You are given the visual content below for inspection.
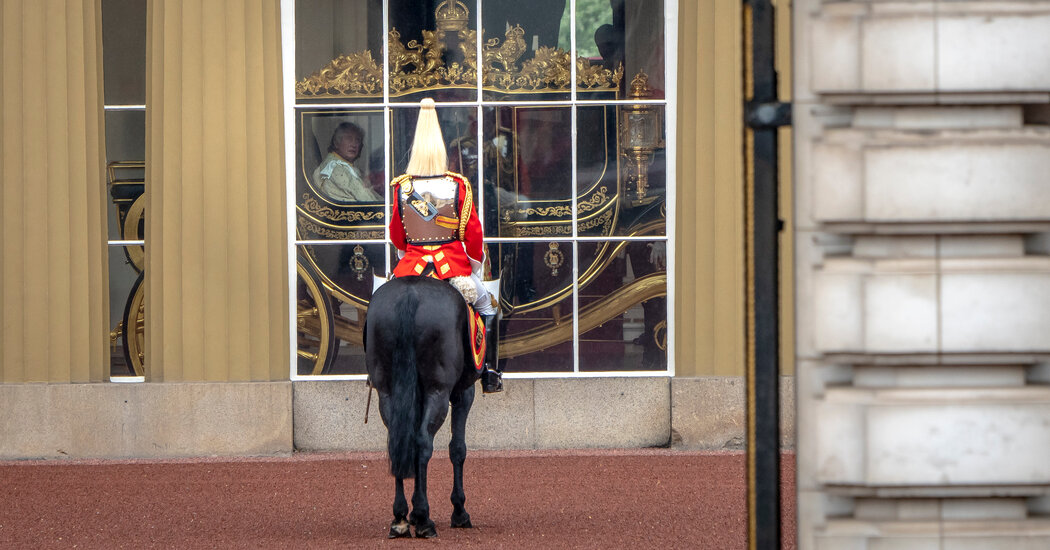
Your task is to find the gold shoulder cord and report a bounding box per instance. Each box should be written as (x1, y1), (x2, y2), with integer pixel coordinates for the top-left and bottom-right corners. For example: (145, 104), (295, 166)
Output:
(448, 171), (473, 239)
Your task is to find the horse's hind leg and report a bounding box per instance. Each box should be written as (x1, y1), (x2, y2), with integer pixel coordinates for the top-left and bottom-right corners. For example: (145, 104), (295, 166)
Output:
(410, 392), (448, 538)
(388, 478), (411, 538)
(449, 385), (475, 528)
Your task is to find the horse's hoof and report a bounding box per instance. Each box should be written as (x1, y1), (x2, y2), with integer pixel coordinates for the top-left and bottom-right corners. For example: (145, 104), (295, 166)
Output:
(451, 512), (472, 528)
(414, 521), (438, 538)
(388, 519), (411, 538)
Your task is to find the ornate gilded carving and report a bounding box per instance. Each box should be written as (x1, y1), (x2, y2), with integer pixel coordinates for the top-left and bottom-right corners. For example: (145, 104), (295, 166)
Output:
(578, 209), (614, 233)
(505, 224), (571, 237)
(299, 195), (385, 223)
(295, 51), (384, 97)
(435, 0), (469, 31)
(484, 25), (526, 72)
(544, 242), (565, 277)
(297, 217), (383, 240)
(349, 245), (370, 281)
(513, 186), (611, 218)
(295, 3), (622, 98)
(578, 57), (624, 89)
(503, 209), (614, 237)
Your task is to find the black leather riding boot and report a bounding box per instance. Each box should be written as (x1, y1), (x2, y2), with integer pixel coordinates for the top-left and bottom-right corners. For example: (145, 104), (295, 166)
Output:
(480, 314), (503, 393)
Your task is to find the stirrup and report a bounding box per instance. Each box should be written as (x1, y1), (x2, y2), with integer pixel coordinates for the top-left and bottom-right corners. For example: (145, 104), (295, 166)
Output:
(481, 368), (503, 393)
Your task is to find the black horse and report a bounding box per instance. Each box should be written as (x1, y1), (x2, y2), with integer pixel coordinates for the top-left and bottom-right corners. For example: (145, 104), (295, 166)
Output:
(365, 275), (479, 538)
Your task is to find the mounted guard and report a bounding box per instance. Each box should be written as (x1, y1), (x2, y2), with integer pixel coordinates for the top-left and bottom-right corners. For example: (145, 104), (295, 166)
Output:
(388, 98), (503, 393)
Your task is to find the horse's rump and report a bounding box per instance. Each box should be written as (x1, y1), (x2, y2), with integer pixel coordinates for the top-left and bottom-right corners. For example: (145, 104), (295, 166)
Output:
(365, 276), (472, 479)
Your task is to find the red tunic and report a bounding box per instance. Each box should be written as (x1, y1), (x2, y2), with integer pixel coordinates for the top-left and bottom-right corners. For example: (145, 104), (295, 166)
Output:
(389, 172), (484, 279)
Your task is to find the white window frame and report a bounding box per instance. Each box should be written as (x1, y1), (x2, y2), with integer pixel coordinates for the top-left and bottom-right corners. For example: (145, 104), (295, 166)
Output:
(103, 102), (147, 383)
(283, 0), (676, 381)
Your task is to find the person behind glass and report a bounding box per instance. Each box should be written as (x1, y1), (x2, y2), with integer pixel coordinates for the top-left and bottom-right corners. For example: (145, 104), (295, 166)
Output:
(389, 98), (503, 393)
(313, 121), (382, 203)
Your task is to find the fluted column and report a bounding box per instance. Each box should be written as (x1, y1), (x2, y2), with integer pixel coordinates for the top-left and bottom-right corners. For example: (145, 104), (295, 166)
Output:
(145, 0), (288, 381)
(0, 0), (109, 383)
(674, 0), (746, 376)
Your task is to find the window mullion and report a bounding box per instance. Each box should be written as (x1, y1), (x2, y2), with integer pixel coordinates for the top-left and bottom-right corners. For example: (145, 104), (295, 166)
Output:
(382, 0), (392, 275)
(282, 0), (298, 381)
(475, 0), (485, 237)
(569, 0), (580, 374)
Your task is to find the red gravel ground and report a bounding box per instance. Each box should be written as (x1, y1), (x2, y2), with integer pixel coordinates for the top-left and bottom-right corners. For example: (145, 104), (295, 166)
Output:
(0, 450), (795, 549)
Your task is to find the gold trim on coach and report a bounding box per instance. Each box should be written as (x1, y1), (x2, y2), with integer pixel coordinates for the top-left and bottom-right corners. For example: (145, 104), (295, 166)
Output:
(295, 2), (622, 99)
(500, 272), (667, 359)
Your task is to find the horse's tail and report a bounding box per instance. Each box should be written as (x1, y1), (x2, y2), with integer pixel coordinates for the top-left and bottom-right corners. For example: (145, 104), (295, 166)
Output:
(387, 290), (420, 479)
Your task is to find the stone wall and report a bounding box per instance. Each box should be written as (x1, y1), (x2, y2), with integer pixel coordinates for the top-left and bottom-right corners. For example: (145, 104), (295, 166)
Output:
(794, 0), (1050, 547)
(0, 377), (794, 460)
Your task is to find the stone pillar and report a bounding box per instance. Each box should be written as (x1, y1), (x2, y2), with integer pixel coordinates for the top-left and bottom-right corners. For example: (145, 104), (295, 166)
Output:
(145, 0), (288, 382)
(795, 0), (1050, 547)
(0, 0), (109, 383)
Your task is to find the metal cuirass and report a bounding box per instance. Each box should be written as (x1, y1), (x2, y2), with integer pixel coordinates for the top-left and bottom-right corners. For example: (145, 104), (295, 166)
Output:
(399, 175), (460, 244)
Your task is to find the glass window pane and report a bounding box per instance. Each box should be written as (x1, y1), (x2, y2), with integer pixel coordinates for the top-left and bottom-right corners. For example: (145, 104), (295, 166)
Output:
(296, 109), (387, 240)
(388, 0), (478, 103)
(575, 105), (617, 237)
(495, 240), (575, 373)
(390, 105), (479, 193)
(297, 243), (386, 375)
(485, 106), (573, 238)
(576, 0), (664, 100)
(105, 111), (145, 242)
(296, 0), (385, 104)
(108, 245), (144, 377)
(578, 104), (665, 237)
(578, 240), (667, 372)
(102, 0), (146, 105)
(481, 0), (570, 101)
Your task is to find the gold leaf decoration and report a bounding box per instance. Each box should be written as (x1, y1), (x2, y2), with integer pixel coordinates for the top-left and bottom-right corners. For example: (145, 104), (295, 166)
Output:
(295, 51), (383, 97)
(299, 195), (385, 223)
(295, 3), (621, 98)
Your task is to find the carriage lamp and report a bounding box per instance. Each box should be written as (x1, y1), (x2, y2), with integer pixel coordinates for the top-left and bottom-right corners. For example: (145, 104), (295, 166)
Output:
(620, 72), (663, 203)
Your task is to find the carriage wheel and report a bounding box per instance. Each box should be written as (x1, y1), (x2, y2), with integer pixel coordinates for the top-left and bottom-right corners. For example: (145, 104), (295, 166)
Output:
(297, 257), (339, 375)
(122, 194), (146, 272)
(121, 272), (146, 376)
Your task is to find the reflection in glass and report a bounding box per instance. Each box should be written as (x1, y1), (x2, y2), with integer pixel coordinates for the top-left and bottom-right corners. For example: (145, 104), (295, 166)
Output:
(578, 240), (667, 372)
(296, 110), (387, 241)
(481, 0), (570, 101)
(108, 245), (143, 377)
(104, 110), (145, 242)
(587, 103), (665, 237)
(392, 106), (479, 196)
(295, 0), (385, 103)
(475, 106), (572, 238)
(575, 0), (665, 100)
(296, 243), (387, 375)
(575, 105), (620, 237)
(387, 0), (478, 102)
(102, 0), (146, 105)
(494, 240), (575, 373)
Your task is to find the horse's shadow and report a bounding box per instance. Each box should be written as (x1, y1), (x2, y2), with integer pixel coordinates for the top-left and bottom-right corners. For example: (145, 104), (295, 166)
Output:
(365, 276), (480, 538)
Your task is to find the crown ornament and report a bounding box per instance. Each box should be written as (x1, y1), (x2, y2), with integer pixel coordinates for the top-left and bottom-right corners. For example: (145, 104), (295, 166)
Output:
(436, 0), (469, 32)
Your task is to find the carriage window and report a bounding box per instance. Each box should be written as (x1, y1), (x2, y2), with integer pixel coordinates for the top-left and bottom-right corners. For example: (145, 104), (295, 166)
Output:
(103, 0), (147, 379)
(291, 0), (671, 378)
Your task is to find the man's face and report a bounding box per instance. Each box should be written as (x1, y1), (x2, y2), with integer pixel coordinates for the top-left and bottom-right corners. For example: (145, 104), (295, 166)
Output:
(336, 132), (362, 161)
